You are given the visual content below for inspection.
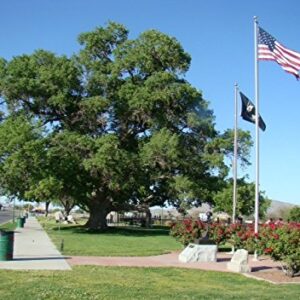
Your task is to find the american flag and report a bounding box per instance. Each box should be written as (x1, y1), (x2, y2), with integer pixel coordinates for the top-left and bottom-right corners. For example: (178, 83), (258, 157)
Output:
(258, 27), (300, 79)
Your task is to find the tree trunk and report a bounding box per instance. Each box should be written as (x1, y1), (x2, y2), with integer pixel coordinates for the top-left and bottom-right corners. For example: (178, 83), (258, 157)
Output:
(45, 201), (50, 217)
(59, 196), (76, 217)
(145, 207), (152, 228)
(62, 200), (75, 217)
(85, 198), (111, 230)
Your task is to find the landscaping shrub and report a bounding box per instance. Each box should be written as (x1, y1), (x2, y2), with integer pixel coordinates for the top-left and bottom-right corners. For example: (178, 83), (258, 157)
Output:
(170, 219), (300, 276)
(225, 223), (256, 252)
(170, 219), (206, 246)
(170, 219), (229, 246)
(208, 222), (228, 245)
(257, 222), (300, 276)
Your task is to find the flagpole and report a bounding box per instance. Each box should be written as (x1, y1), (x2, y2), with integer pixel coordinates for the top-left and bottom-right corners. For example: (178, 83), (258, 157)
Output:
(254, 16), (260, 260)
(232, 83), (238, 224)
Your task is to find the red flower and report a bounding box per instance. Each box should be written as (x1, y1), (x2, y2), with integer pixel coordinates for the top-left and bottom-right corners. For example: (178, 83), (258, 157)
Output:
(264, 247), (273, 254)
(183, 219), (192, 226)
(186, 225), (192, 233)
(269, 223), (276, 230)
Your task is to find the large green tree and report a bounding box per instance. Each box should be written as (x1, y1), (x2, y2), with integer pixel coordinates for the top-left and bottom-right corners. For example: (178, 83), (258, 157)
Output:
(0, 22), (249, 229)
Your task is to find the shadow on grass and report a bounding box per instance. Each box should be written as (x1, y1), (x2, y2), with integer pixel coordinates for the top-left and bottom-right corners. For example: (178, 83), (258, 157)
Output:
(50, 225), (171, 237)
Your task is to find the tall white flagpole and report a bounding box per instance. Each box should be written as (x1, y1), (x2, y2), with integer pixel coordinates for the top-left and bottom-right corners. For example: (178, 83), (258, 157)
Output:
(254, 16), (260, 260)
(232, 83), (238, 224)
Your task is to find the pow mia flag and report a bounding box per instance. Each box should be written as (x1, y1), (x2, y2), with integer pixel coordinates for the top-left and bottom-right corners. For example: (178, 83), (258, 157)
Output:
(240, 92), (266, 131)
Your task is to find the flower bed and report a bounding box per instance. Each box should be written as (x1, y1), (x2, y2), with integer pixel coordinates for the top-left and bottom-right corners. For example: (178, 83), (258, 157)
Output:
(170, 219), (300, 277)
(170, 219), (206, 246)
(257, 222), (300, 277)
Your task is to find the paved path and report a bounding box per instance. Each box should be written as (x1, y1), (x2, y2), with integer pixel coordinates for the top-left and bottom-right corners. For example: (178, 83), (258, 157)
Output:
(0, 216), (71, 270)
(69, 252), (300, 284)
(68, 251), (280, 272)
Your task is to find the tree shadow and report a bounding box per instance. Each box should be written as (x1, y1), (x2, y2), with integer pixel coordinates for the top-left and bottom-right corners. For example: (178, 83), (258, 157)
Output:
(51, 225), (171, 237)
(251, 266), (280, 272)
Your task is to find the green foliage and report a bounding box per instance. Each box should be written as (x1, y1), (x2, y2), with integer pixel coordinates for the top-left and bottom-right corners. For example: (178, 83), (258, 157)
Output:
(223, 223), (256, 251)
(288, 206), (300, 222)
(83, 134), (135, 193)
(140, 128), (179, 169)
(213, 129), (253, 168)
(214, 177), (271, 218)
(258, 223), (300, 276)
(170, 219), (230, 246)
(0, 22), (253, 229)
(169, 219), (206, 246)
(170, 219), (300, 277)
(0, 116), (45, 199)
(25, 177), (63, 200)
(113, 29), (191, 76)
(1, 50), (81, 124)
(0, 221), (17, 231)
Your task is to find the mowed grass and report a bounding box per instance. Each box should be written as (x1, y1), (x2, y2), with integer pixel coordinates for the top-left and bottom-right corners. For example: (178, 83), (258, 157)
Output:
(0, 221), (17, 231)
(0, 266), (299, 300)
(39, 218), (182, 256)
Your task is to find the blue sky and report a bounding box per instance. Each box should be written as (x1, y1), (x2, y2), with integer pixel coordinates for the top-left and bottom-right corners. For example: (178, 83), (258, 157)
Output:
(0, 0), (300, 205)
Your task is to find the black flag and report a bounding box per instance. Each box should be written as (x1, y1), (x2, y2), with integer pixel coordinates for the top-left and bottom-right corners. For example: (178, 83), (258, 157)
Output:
(240, 92), (266, 131)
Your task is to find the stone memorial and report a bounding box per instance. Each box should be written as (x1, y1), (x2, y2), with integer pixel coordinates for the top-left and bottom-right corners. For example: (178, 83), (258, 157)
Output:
(179, 219), (218, 263)
(179, 243), (217, 263)
(227, 249), (251, 273)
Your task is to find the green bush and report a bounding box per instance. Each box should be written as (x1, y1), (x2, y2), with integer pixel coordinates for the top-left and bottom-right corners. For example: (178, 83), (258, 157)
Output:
(170, 219), (206, 246)
(257, 222), (300, 276)
(170, 219), (229, 246)
(288, 206), (300, 222)
(170, 219), (300, 277)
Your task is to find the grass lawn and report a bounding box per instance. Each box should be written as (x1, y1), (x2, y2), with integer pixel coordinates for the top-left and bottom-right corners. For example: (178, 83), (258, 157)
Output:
(39, 218), (183, 256)
(0, 221), (17, 231)
(0, 266), (299, 300)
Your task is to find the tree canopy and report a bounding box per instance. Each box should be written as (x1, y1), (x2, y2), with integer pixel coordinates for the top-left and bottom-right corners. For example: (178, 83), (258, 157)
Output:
(288, 206), (300, 222)
(213, 177), (270, 218)
(0, 22), (252, 229)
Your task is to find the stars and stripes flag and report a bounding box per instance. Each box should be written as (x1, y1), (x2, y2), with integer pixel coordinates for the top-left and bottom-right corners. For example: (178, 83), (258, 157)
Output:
(258, 27), (300, 79)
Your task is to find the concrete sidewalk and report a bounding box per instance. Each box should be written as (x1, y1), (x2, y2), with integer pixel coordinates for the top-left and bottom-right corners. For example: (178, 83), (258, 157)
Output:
(0, 216), (71, 270)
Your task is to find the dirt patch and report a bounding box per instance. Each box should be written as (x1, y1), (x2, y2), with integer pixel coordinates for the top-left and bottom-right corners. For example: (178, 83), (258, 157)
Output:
(247, 256), (300, 284)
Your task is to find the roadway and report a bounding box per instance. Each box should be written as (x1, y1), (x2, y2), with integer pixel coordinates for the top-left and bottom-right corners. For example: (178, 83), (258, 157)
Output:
(0, 208), (14, 225)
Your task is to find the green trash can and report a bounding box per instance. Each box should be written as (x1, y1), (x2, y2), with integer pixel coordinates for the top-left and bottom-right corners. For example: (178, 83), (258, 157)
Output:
(17, 217), (24, 228)
(0, 230), (14, 261)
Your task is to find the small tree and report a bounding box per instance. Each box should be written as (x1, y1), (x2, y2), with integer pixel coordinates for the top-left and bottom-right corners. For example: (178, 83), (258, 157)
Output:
(288, 206), (300, 222)
(214, 178), (271, 218)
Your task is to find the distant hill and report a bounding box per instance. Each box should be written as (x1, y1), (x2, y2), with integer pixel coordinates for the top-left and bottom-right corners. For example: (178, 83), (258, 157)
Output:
(151, 200), (298, 219)
(267, 200), (297, 218)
